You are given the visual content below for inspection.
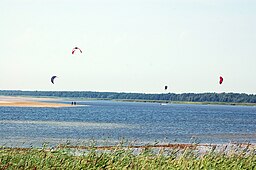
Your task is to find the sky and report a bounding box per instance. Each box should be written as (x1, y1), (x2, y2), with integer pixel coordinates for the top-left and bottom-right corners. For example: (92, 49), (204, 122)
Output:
(1, 0), (256, 94)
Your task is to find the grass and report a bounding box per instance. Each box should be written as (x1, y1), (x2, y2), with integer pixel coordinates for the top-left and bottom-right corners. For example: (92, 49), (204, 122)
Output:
(0, 143), (256, 169)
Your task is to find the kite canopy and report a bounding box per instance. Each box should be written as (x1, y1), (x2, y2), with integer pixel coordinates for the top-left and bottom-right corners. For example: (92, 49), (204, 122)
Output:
(164, 86), (168, 90)
(219, 76), (223, 84)
(51, 76), (57, 84)
(72, 47), (82, 54)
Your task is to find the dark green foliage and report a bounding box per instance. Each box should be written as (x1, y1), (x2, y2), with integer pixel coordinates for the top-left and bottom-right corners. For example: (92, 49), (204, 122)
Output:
(1, 90), (256, 103)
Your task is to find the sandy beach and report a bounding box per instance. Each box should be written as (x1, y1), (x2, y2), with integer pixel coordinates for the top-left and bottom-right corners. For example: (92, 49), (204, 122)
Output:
(0, 96), (72, 108)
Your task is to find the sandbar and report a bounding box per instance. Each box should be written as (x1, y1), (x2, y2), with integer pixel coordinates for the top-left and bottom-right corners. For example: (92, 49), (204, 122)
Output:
(0, 96), (72, 108)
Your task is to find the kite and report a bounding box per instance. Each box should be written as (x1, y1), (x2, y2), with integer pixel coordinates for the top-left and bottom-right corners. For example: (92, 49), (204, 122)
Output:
(72, 47), (82, 54)
(51, 76), (57, 84)
(164, 86), (168, 90)
(219, 76), (223, 84)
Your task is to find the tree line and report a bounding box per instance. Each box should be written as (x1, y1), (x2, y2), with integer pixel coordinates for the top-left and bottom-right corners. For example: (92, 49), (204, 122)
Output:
(0, 90), (256, 103)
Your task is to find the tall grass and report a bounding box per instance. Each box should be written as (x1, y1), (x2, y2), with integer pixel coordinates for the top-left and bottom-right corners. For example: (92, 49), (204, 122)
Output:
(0, 143), (255, 169)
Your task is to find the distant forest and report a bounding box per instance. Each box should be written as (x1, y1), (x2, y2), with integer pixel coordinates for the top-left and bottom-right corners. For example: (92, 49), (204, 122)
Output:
(0, 90), (256, 103)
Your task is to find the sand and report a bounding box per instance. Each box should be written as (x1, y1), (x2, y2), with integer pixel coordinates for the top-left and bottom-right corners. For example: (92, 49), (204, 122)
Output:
(0, 96), (72, 108)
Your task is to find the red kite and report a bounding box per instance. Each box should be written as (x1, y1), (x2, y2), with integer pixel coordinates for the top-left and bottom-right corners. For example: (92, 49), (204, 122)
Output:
(219, 76), (223, 84)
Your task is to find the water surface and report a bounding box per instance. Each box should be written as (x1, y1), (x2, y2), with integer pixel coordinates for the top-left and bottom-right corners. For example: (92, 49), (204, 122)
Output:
(0, 100), (256, 147)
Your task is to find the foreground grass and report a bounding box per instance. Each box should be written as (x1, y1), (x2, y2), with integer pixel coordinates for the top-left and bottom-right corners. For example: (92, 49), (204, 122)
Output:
(0, 144), (256, 170)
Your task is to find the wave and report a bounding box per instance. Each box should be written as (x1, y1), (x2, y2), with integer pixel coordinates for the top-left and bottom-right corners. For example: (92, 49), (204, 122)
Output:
(0, 120), (137, 129)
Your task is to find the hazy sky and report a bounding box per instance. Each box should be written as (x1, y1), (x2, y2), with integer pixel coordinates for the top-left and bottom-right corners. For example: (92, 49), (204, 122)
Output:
(1, 0), (255, 94)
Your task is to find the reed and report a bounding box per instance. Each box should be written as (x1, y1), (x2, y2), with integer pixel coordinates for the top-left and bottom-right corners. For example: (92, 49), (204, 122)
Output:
(0, 143), (255, 169)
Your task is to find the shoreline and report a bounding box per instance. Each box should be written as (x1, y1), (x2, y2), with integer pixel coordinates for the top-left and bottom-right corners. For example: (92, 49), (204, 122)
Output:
(2, 142), (255, 155)
(1, 95), (255, 107)
(0, 96), (72, 108)
(113, 99), (256, 106)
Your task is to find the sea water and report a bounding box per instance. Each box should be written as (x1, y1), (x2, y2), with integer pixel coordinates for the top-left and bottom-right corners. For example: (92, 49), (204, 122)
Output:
(0, 100), (256, 147)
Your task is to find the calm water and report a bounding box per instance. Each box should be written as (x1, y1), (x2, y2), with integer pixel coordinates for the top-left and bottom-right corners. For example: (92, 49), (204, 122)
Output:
(0, 100), (256, 147)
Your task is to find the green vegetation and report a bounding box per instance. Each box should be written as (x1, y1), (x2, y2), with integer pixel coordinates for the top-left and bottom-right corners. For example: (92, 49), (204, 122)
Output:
(113, 99), (256, 106)
(0, 144), (255, 169)
(1, 90), (256, 104)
